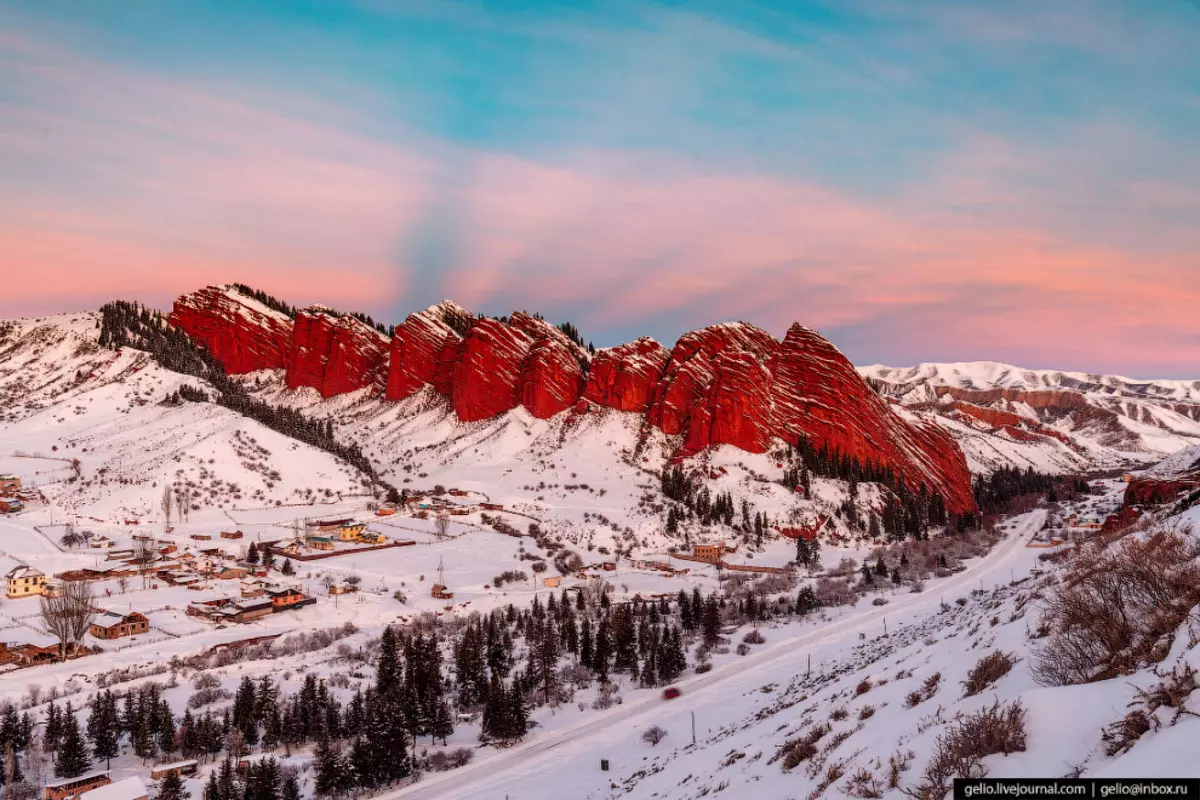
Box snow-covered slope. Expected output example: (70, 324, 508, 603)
(386, 481, 1200, 800)
(861, 362, 1200, 474)
(0, 313, 372, 524)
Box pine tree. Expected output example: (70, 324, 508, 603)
(281, 559, 294, 576)
(281, 774, 301, 800)
(431, 700, 453, 746)
(579, 617, 594, 670)
(313, 738, 348, 798)
(158, 770, 190, 800)
(795, 585, 818, 615)
(53, 706, 91, 779)
(702, 595, 721, 647)
(87, 690, 120, 769)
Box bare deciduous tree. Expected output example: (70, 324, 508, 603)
(134, 538, 157, 589)
(435, 513, 450, 539)
(39, 581, 95, 661)
(161, 484, 173, 532)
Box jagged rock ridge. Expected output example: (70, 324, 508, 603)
(170, 285, 975, 512)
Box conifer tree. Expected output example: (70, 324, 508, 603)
(53, 706, 91, 779)
(702, 595, 721, 647)
(87, 690, 120, 769)
(158, 770, 190, 800)
(431, 700, 454, 746)
(281, 774, 301, 800)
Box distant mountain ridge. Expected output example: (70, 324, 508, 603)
(860, 361, 1200, 474)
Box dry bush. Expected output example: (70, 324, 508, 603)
(854, 679, 873, 696)
(906, 700, 1026, 799)
(905, 673, 942, 709)
(963, 651, 1016, 697)
(842, 768, 884, 799)
(1101, 710, 1152, 756)
(888, 749, 915, 789)
(1031, 528, 1200, 686)
(776, 723, 831, 770)
(816, 577, 857, 607)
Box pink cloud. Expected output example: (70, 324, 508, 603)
(2, 31, 1198, 376)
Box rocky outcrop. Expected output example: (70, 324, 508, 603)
(452, 318, 534, 423)
(385, 302, 472, 402)
(519, 338, 585, 419)
(170, 286, 293, 373)
(1124, 477, 1200, 507)
(583, 338, 670, 413)
(769, 324, 976, 514)
(170, 285, 976, 512)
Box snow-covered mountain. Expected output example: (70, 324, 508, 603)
(860, 361, 1200, 474)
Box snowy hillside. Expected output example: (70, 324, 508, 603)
(0, 313, 373, 524)
(386, 482, 1200, 800)
(861, 362, 1200, 474)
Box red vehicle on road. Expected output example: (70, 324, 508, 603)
(662, 687, 681, 700)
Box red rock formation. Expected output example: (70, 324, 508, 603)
(681, 350, 774, 455)
(169, 285, 977, 513)
(768, 324, 975, 514)
(1124, 477, 1200, 506)
(286, 307, 388, 397)
(649, 323, 778, 437)
(385, 302, 472, 401)
(323, 316, 389, 396)
(170, 286, 293, 373)
(583, 338, 669, 412)
(519, 338, 585, 419)
(452, 318, 534, 422)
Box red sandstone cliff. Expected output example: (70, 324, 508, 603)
(170, 286, 977, 512)
(169, 286, 293, 374)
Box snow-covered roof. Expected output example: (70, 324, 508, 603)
(46, 771, 110, 789)
(6, 565, 42, 580)
(80, 776, 147, 800)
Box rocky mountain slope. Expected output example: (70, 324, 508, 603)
(171, 285, 975, 513)
(861, 362, 1200, 474)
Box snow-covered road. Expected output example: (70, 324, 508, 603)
(388, 511, 1046, 800)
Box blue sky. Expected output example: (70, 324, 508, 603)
(2, 1, 1198, 375)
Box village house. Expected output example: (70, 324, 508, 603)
(213, 565, 248, 581)
(150, 761, 198, 780)
(6, 565, 46, 598)
(89, 535, 114, 549)
(375, 506, 396, 517)
(328, 582, 357, 595)
(0, 475, 20, 495)
(269, 586, 314, 611)
(448, 489, 468, 497)
(89, 610, 149, 640)
(0, 498, 24, 514)
(232, 598, 274, 623)
(307, 535, 334, 551)
(337, 522, 366, 541)
(543, 576, 562, 588)
(45, 771, 111, 800)
(220, 530, 243, 540)
(480, 502, 504, 511)
(80, 776, 147, 800)
(692, 543, 726, 563)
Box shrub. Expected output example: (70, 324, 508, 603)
(906, 672, 941, 708)
(1031, 526, 1200, 686)
(192, 672, 221, 690)
(912, 700, 1027, 797)
(743, 629, 766, 644)
(187, 687, 231, 708)
(642, 725, 667, 747)
(777, 723, 830, 771)
(855, 679, 873, 696)
(963, 651, 1016, 697)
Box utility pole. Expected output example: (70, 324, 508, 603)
(806, 653, 811, 678)
(883, 616, 888, 636)
(691, 711, 696, 746)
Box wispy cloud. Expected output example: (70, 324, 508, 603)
(1, 3, 1198, 378)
